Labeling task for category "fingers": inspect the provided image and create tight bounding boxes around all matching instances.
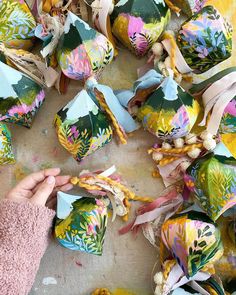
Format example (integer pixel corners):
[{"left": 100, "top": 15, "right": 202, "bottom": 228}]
[
  {"left": 31, "top": 176, "right": 56, "bottom": 206},
  {"left": 48, "top": 183, "right": 74, "bottom": 198},
  {"left": 14, "top": 168, "right": 61, "bottom": 191},
  {"left": 32, "top": 175, "right": 72, "bottom": 194},
  {"left": 58, "top": 183, "right": 74, "bottom": 192}
]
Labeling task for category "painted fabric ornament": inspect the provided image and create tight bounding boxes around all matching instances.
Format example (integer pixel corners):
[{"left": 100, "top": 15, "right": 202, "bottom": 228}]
[
  {"left": 86, "top": 77, "right": 139, "bottom": 144},
  {"left": 54, "top": 89, "right": 113, "bottom": 162},
  {"left": 110, "top": 0, "right": 170, "bottom": 56},
  {"left": 161, "top": 211, "right": 223, "bottom": 278},
  {"left": 162, "top": 6, "right": 233, "bottom": 74},
  {"left": 0, "top": 61, "right": 45, "bottom": 128},
  {"left": 137, "top": 75, "right": 200, "bottom": 140},
  {"left": 171, "top": 0, "right": 207, "bottom": 17},
  {"left": 0, "top": 123, "right": 15, "bottom": 165},
  {"left": 0, "top": 0, "right": 36, "bottom": 50},
  {"left": 55, "top": 192, "right": 108, "bottom": 255},
  {"left": 184, "top": 143, "right": 236, "bottom": 222},
  {"left": 57, "top": 12, "right": 114, "bottom": 81},
  {"left": 177, "top": 6, "right": 232, "bottom": 73}
]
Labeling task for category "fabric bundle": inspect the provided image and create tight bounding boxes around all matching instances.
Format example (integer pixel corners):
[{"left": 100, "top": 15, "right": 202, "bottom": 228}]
[
  {"left": 116, "top": 70, "right": 200, "bottom": 140},
  {"left": 0, "top": 61, "right": 45, "bottom": 128},
  {"left": 137, "top": 75, "right": 200, "bottom": 140},
  {"left": 161, "top": 6, "right": 233, "bottom": 74},
  {"left": 55, "top": 12, "right": 138, "bottom": 162},
  {"left": 184, "top": 143, "right": 236, "bottom": 222},
  {"left": 0, "top": 0, "right": 36, "bottom": 50},
  {"left": 55, "top": 192, "right": 108, "bottom": 255},
  {"left": 91, "top": 0, "right": 170, "bottom": 57},
  {"left": 54, "top": 86, "right": 113, "bottom": 162},
  {"left": 57, "top": 11, "right": 114, "bottom": 81}
]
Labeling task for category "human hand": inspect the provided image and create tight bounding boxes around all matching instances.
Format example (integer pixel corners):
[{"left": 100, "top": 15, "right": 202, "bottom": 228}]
[{"left": 6, "top": 168, "right": 73, "bottom": 209}]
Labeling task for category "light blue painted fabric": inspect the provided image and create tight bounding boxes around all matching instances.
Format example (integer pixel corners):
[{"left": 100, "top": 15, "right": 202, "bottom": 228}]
[
  {"left": 115, "top": 70, "right": 163, "bottom": 107},
  {"left": 87, "top": 81, "right": 139, "bottom": 133}
]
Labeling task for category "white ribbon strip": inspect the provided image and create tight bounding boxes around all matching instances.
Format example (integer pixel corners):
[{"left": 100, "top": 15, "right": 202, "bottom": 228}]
[
  {"left": 40, "top": 15, "right": 64, "bottom": 58},
  {"left": 92, "top": 0, "right": 112, "bottom": 38},
  {"left": 163, "top": 263, "right": 211, "bottom": 295},
  {"left": 199, "top": 71, "right": 236, "bottom": 135},
  {"left": 161, "top": 38, "right": 192, "bottom": 74}
]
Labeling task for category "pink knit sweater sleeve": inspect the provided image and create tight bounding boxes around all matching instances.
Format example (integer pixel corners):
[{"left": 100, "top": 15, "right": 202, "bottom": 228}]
[{"left": 0, "top": 199, "right": 55, "bottom": 295}]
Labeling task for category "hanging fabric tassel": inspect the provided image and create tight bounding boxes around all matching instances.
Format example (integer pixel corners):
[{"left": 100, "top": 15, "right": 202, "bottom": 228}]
[
  {"left": 119, "top": 186, "right": 183, "bottom": 243},
  {"left": 199, "top": 71, "right": 236, "bottom": 135}
]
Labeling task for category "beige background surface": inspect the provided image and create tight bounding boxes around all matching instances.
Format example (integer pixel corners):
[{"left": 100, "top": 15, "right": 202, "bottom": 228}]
[{"left": 1, "top": 0, "right": 236, "bottom": 294}]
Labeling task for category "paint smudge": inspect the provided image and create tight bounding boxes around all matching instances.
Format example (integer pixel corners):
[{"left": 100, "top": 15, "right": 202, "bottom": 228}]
[
  {"left": 40, "top": 162, "right": 53, "bottom": 170},
  {"left": 75, "top": 261, "right": 83, "bottom": 267},
  {"left": 52, "top": 147, "right": 59, "bottom": 158},
  {"left": 32, "top": 155, "right": 40, "bottom": 163},
  {"left": 42, "top": 277, "right": 57, "bottom": 286},
  {"left": 41, "top": 129, "right": 48, "bottom": 136},
  {"left": 13, "top": 164, "right": 32, "bottom": 184}
]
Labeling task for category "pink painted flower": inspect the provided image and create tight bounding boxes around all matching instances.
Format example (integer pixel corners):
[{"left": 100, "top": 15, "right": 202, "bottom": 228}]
[
  {"left": 71, "top": 126, "right": 77, "bottom": 134},
  {"left": 87, "top": 224, "right": 96, "bottom": 235},
  {"left": 128, "top": 15, "right": 144, "bottom": 37},
  {"left": 224, "top": 99, "right": 236, "bottom": 116}
]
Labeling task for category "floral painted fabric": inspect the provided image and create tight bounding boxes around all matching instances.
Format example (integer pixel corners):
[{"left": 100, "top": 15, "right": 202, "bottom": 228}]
[
  {"left": 0, "top": 61, "right": 45, "bottom": 128},
  {"left": 54, "top": 89, "right": 113, "bottom": 162},
  {"left": 177, "top": 5, "right": 233, "bottom": 73},
  {"left": 57, "top": 12, "right": 114, "bottom": 81},
  {"left": 184, "top": 145, "right": 236, "bottom": 222},
  {"left": 173, "top": 0, "right": 207, "bottom": 16},
  {"left": 55, "top": 193, "right": 108, "bottom": 255},
  {"left": 0, "top": 0, "right": 36, "bottom": 50},
  {"left": 111, "top": 0, "right": 170, "bottom": 56},
  {"left": 161, "top": 211, "right": 223, "bottom": 278},
  {"left": 0, "top": 123, "right": 15, "bottom": 165},
  {"left": 137, "top": 76, "right": 200, "bottom": 140},
  {"left": 220, "top": 98, "right": 236, "bottom": 134}
]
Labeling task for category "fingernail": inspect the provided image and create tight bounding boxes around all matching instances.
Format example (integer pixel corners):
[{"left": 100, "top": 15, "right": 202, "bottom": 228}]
[
  {"left": 47, "top": 176, "right": 55, "bottom": 184},
  {"left": 66, "top": 184, "right": 73, "bottom": 190}
]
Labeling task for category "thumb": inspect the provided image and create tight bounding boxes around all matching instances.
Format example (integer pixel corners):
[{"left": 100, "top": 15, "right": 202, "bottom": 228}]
[{"left": 31, "top": 176, "right": 56, "bottom": 206}]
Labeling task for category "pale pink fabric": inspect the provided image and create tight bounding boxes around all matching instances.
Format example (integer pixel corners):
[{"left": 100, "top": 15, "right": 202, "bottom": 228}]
[{"left": 0, "top": 199, "right": 55, "bottom": 295}]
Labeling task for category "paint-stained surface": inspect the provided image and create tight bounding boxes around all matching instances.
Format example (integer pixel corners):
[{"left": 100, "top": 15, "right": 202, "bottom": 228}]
[{"left": 0, "top": 1, "right": 235, "bottom": 294}]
